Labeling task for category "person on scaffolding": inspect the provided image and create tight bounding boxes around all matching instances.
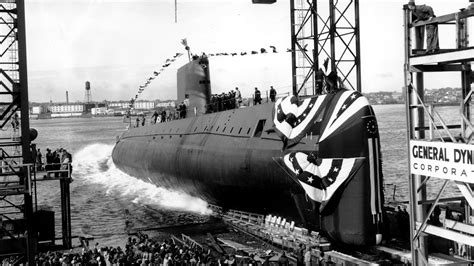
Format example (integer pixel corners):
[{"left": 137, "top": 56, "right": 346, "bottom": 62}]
[
  {"left": 408, "top": 1, "right": 439, "bottom": 54},
  {"left": 315, "top": 68, "right": 325, "bottom": 95},
  {"left": 326, "top": 70, "right": 339, "bottom": 93},
  {"left": 11, "top": 111, "right": 19, "bottom": 139}
]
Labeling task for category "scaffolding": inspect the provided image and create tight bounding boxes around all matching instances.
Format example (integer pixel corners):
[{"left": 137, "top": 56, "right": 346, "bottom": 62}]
[
  {"left": 0, "top": 0, "right": 35, "bottom": 264},
  {"left": 289, "top": 0, "right": 361, "bottom": 97},
  {"left": 0, "top": 1, "right": 73, "bottom": 264},
  {"left": 404, "top": 3, "right": 474, "bottom": 265}
]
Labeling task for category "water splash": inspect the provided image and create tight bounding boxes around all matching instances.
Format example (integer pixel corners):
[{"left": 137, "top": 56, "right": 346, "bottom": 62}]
[{"left": 72, "top": 143, "right": 212, "bottom": 215}]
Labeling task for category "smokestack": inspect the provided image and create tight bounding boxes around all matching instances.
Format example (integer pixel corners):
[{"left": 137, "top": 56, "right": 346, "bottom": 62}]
[{"left": 66, "top": 91, "right": 69, "bottom": 104}]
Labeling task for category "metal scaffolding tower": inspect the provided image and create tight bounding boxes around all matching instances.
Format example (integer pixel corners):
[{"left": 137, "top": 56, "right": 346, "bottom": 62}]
[
  {"left": 0, "top": 1, "right": 73, "bottom": 263},
  {"left": 289, "top": 0, "right": 361, "bottom": 96},
  {"left": 404, "top": 4, "right": 474, "bottom": 265},
  {"left": 0, "top": 0, "right": 35, "bottom": 264}
]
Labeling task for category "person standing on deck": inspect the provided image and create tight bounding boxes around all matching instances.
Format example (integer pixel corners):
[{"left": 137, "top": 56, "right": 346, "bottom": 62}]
[
  {"left": 161, "top": 110, "right": 167, "bottom": 123},
  {"left": 269, "top": 86, "right": 277, "bottom": 102},
  {"left": 184, "top": 94, "right": 190, "bottom": 108},
  {"left": 151, "top": 111, "right": 159, "bottom": 124},
  {"left": 408, "top": 1, "right": 439, "bottom": 54},
  {"left": 37, "top": 148, "right": 43, "bottom": 171},
  {"left": 45, "top": 148, "right": 52, "bottom": 171},
  {"left": 235, "top": 87, "right": 242, "bottom": 107},
  {"left": 30, "top": 144, "right": 37, "bottom": 168},
  {"left": 179, "top": 102, "right": 187, "bottom": 119},
  {"left": 52, "top": 150, "right": 60, "bottom": 177},
  {"left": 66, "top": 150, "right": 72, "bottom": 176},
  {"left": 253, "top": 87, "right": 262, "bottom": 105}
]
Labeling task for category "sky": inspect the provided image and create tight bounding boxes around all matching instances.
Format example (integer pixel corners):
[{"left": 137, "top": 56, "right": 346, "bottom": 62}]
[{"left": 23, "top": 0, "right": 472, "bottom": 103}]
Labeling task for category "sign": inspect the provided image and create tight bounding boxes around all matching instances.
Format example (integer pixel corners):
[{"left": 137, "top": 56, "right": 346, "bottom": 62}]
[{"left": 410, "top": 140, "right": 473, "bottom": 183}]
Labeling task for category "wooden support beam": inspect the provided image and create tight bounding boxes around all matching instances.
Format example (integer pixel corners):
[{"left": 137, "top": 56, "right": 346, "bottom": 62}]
[
  {"left": 410, "top": 64, "right": 469, "bottom": 72},
  {"left": 410, "top": 48, "right": 474, "bottom": 66},
  {"left": 443, "top": 219, "right": 474, "bottom": 235},
  {"left": 416, "top": 222, "right": 474, "bottom": 246},
  {"left": 415, "top": 125, "right": 461, "bottom": 131},
  {"left": 412, "top": 49, "right": 458, "bottom": 56},
  {"left": 456, "top": 182, "right": 474, "bottom": 209},
  {"left": 181, "top": 234, "right": 204, "bottom": 250},
  {"left": 418, "top": 196, "right": 466, "bottom": 205},
  {"left": 206, "top": 233, "right": 224, "bottom": 254}
]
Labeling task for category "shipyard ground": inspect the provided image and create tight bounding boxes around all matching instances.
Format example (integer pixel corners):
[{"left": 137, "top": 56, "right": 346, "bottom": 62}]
[{"left": 4, "top": 211, "right": 471, "bottom": 265}]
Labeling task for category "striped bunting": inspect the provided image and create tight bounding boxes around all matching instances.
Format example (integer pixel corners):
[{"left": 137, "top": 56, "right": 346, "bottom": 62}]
[
  {"left": 282, "top": 151, "right": 364, "bottom": 204},
  {"left": 364, "top": 114, "right": 383, "bottom": 221},
  {"left": 273, "top": 95, "right": 325, "bottom": 147},
  {"left": 319, "top": 91, "right": 369, "bottom": 142}
]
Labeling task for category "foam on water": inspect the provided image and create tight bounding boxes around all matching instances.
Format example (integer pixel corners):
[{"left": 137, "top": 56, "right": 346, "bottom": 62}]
[{"left": 72, "top": 143, "right": 212, "bottom": 215}]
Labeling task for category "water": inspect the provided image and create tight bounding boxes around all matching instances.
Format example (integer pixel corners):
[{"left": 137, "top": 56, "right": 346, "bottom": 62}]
[
  {"left": 373, "top": 104, "right": 461, "bottom": 203},
  {"left": 24, "top": 105, "right": 459, "bottom": 245},
  {"left": 30, "top": 117, "right": 211, "bottom": 247}
]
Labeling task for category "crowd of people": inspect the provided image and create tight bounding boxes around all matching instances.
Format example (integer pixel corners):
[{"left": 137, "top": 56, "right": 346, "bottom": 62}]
[
  {"left": 129, "top": 85, "right": 284, "bottom": 128},
  {"left": 208, "top": 89, "right": 240, "bottom": 112},
  {"left": 22, "top": 232, "right": 268, "bottom": 265},
  {"left": 207, "top": 85, "right": 277, "bottom": 111},
  {"left": 30, "top": 145, "right": 73, "bottom": 177},
  {"left": 0, "top": 230, "right": 336, "bottom": 265},
  {"left": 133, "top": 95, "right": 190, "bottom": 127}
]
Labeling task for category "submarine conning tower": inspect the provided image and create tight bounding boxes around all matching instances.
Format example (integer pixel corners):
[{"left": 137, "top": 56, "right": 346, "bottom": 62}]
[{"left": 177, "top": 56, "right": 211, "bottom": 117}]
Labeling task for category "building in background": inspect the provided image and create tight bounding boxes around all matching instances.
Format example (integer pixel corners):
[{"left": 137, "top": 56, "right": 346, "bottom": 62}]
[
  {"left": 31, "top": 106, "right": 43, "bottom": 115},
  {"left": 133, "top": 100, "right": 154, "bottom": 110},
  {"left": 29, "top": 99, "right": 175, "bottom": 118},
  {"left": 49, "top": 104, "right": 84, "bottom": 113},
  {"left": 109, "top": 102, "right": 130, "bottom": 109},
  {"left": 156, "top": 101, "right": 176, "bottom": 108}
]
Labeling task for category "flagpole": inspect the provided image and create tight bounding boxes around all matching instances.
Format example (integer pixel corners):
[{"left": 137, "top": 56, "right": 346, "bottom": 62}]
[{"left": 175, "top": 0, "right": 177, "bottom": 23}]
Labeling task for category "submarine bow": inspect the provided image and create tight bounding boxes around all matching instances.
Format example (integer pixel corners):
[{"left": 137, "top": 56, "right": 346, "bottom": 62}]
[{"left": 273, "top": 90, "right": 384, "bottom": 246}]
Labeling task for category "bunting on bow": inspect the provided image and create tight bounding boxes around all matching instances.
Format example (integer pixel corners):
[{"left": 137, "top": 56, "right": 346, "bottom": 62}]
[
  {"left": 273, "top": 95, "right": 326, "bottom": 148},
  {"left": 318, "top": 90, "right": 369, "bottom": 142},
  {"left": 363, "top": 115, "right": 383, "bottom": 221},
  {"left": 282, "top": 151, "right": 364, "bottom": 208},
  {"left": 272, "top": 90, "right": 370, "bottom": 148}
]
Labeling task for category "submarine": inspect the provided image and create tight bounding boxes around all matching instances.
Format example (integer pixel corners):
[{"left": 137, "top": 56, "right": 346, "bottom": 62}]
[{"left": 112, "top": 56, "right": 384, "bottom": 246}]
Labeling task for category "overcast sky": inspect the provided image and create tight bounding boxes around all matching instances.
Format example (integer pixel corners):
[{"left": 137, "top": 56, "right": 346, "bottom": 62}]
[{"left": 24, "top": 0, "right": 471, "bottom": 103}]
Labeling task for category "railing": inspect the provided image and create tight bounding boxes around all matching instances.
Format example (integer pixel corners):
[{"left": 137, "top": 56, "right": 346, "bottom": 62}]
[
  {"left": 221, "top": 209, "right": 329, "bottom": 251},
  {"left": 40, "top": 162, "right": 73, "bottom": 180},
  {"left": 0, "top": 163, "right": 33, "bottom": 197}
]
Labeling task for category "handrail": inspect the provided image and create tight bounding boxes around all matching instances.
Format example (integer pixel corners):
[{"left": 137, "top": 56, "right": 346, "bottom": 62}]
[
  {"left": 0, "top": 164, "right": 33, "bottom": 195},
  {"left": 411, "top": 8, "right": 474, "bottom": 28}
]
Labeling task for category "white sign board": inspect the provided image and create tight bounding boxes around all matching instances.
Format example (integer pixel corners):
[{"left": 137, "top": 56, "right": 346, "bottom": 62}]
[{"left": 409, "top": 140, "right": 473, "bottom": 183}]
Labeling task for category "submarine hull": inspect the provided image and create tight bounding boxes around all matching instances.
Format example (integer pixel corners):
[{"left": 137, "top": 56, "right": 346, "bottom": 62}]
[
  {"left": 113, "top": 104, "right": 304, "bottom": 215},
  {"left": 112, "top": 90, "right": 384, "bottom": 246}
]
